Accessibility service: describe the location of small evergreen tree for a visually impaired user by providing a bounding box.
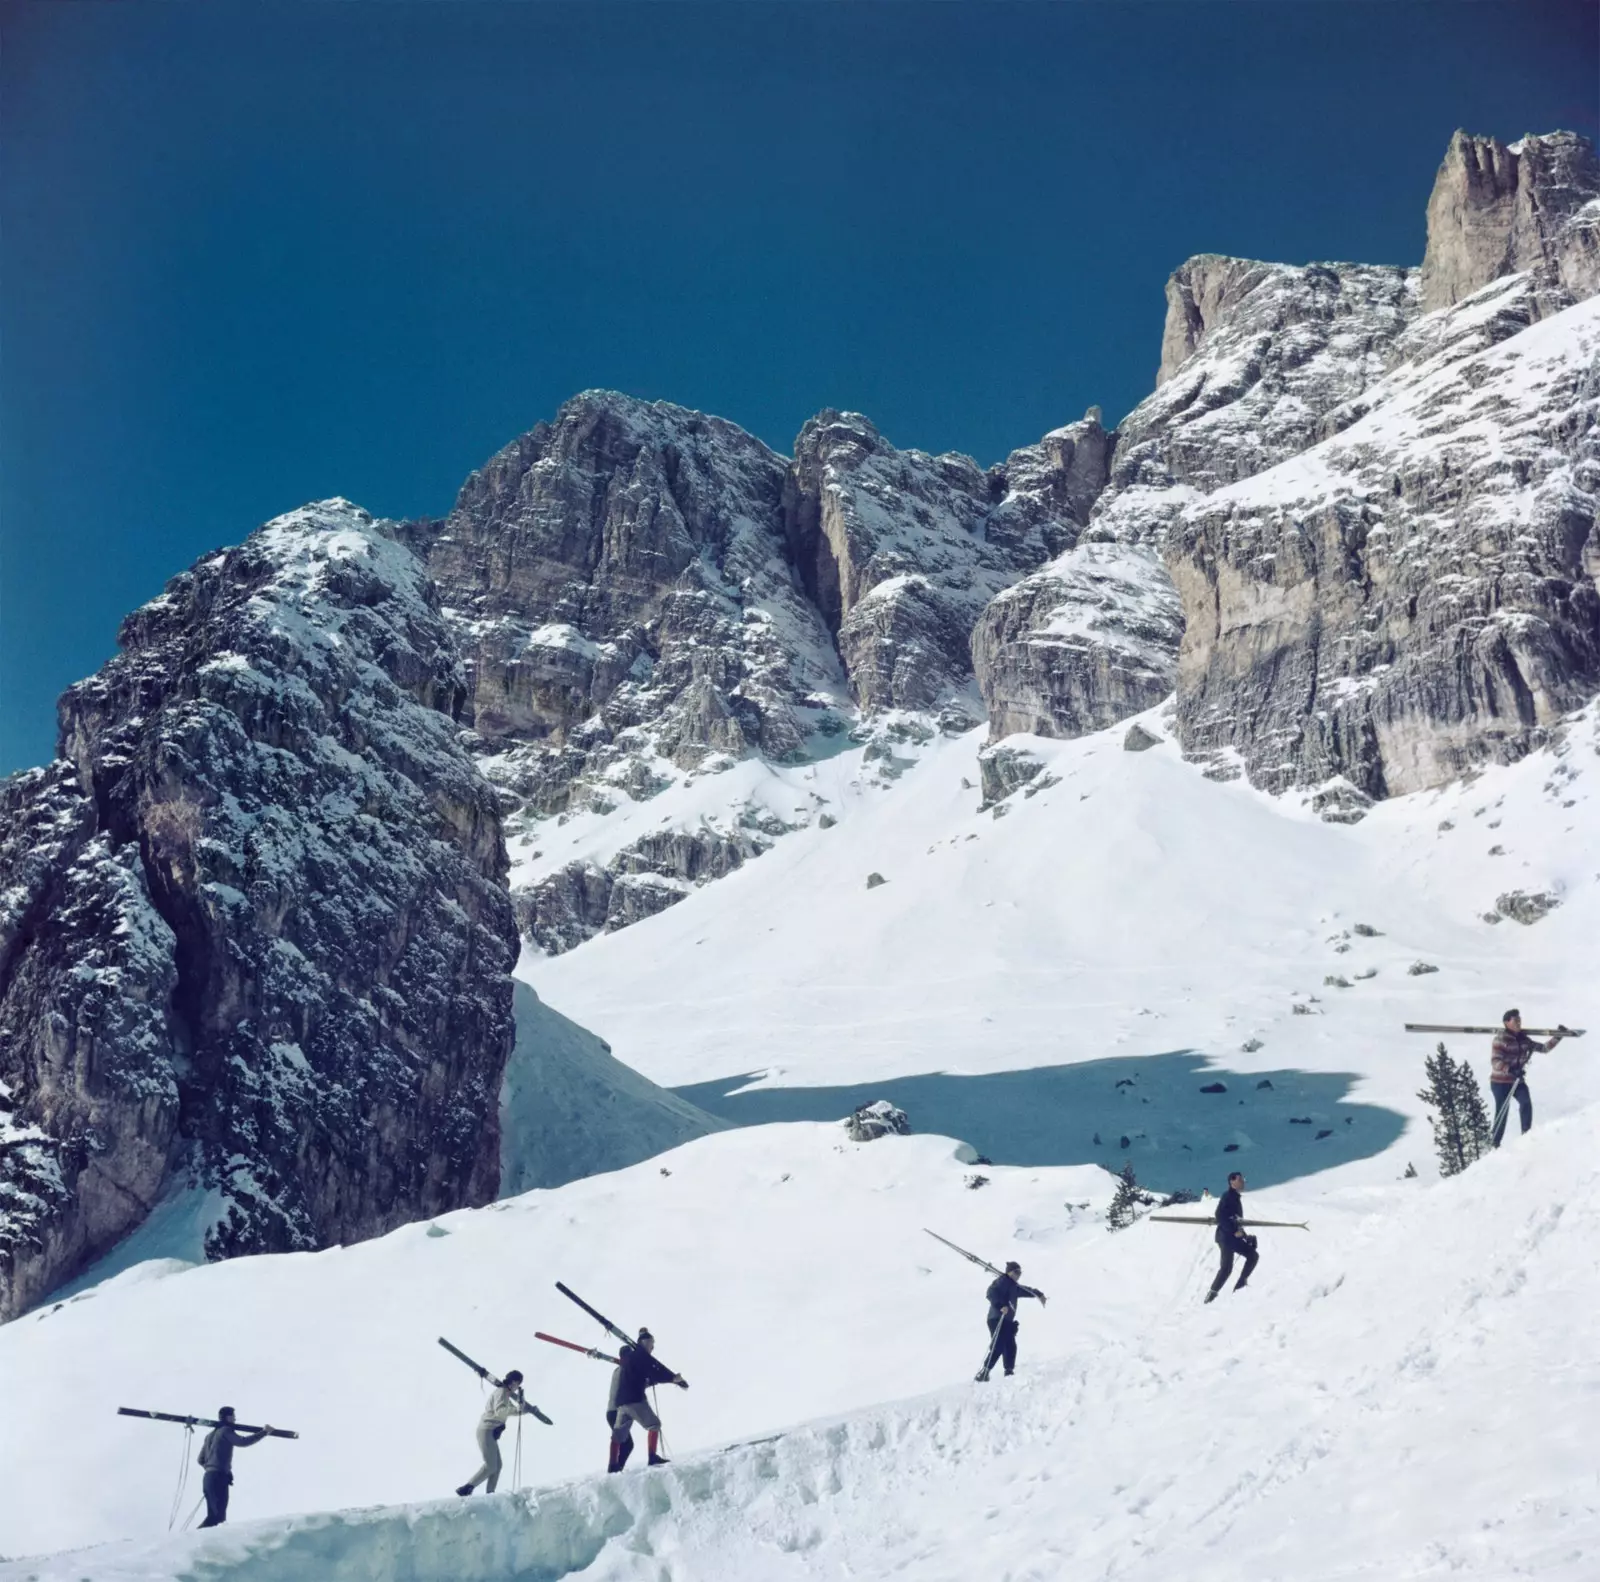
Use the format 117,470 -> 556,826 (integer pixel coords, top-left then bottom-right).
1418,1041 -> 1493,1176
1455,1057 -> 1493,1164
1108,1161 -> 1142,1231
1419,1041 -> 1469,1176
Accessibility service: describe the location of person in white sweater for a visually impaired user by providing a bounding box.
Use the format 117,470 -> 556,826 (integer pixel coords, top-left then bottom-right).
455,1369 -> 538,1495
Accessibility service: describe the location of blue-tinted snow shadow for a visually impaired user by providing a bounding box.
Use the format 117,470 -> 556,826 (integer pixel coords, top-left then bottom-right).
674,1052 -> 1408,1192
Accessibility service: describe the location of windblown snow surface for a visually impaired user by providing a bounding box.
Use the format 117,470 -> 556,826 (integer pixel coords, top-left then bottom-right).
2,702 -> 1597,1579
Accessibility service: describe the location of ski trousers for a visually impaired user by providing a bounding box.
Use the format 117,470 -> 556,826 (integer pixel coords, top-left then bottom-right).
611,1396 -> 661,1443
1491,1080 -> 1532,1147
198,1469 -> 231,1527
1210,1234 -> 1259,1295
463,1422 -> 504,1493
985,1312 -> 1019,1374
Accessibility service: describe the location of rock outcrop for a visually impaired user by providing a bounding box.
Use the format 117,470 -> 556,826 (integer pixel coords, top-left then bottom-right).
785,410 -> 1107,716
0,764 -> 180,1320
415,392 -> 848,819
1420,130 -> 1600,311
2,501 -> 521,1315
971,543 -> 1184,740
974,129 -> 1600,804
1167,287 -> 1600,796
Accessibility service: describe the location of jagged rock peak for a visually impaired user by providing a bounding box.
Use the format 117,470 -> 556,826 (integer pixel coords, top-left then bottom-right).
1420,129 -> 1600,311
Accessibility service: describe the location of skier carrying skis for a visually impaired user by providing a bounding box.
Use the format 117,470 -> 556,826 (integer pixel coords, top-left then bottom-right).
456,1369 -> 538,1496
196,1407 -> 272,1528
1205,1171 -> 1258,1303
608,1328 -> 687,1471
976,1261 -> 1046,1381
1490,1010 -> 1569,1147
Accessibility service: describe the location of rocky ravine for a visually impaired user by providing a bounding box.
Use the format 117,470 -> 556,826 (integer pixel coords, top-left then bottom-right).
975,129 -> 1600,807
0,503 -> 521,1319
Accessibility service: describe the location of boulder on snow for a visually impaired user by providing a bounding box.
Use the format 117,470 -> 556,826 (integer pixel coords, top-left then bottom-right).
1123,723 -> 1162,752
1494,889 -> 1561,925
846,1100 -> 911,1141
865,872 -> 888,890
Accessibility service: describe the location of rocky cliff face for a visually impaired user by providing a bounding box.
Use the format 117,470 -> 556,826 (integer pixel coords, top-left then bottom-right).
414,393 -> 847,824
1420,130 -> 1600,311
974,128 -> 1600,807
0,764 -> 179,1320
1,501 -> 521,1316
1168,285 -> 1600,797
784,410 -> 1104,717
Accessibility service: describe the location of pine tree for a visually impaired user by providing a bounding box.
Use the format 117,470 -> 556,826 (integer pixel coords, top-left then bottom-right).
1455,1056 -> 1493,1165
1418,1041 -> 1470,1176
1108,1161 -> 1142,1231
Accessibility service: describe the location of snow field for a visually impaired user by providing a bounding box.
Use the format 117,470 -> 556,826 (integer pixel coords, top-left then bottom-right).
530,701 -> 1599,1166
5,1103 -> 1597,1580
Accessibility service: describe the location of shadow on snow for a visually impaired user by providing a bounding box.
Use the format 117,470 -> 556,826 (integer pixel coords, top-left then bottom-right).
674,1051 -> 1408,1192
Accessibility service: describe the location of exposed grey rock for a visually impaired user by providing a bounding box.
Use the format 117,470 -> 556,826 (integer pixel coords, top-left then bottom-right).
972,543 -> 1184,741
419,392 -> 848,817
1166,287 -> 1600,796
977,742 -> 1046,807
865,872 -> 888,890
1408,962 -> 1440,976
845,1099 -> 909,1141
516,821 -> 769,955
0,763 -> 180,1321
785,410 -> 1106,712
1123,723 -> 1162,752
1493,889 -> 1561,924
1311,780 -> 1374,825
1352,922 -> 1382,936
46,501 -> 519,1284
1420,131 -> 1600,311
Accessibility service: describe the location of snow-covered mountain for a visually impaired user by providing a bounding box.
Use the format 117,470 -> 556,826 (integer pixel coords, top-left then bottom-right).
1,122 -> 1596,1481
1,692 -> 1595,1576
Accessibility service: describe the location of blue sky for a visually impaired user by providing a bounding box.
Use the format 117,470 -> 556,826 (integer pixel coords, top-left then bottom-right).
2,0 -> 1596,774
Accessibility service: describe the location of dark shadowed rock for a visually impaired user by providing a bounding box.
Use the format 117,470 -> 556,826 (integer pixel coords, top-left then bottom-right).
12,501 -> 521,1304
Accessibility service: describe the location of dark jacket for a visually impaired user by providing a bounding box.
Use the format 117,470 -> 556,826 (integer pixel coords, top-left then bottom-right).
985,1273 -> 1043,1325
615,1343 -> 678,1406
198,1423 -> 266,1474
1215,1188 -> 1248,1245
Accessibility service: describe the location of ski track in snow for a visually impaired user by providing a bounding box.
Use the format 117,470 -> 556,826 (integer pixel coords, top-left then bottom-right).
1,702 -> 1597,1578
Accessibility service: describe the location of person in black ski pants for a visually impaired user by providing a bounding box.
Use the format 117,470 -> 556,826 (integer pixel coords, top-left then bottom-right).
608,1329 -> 687,1471
1206,1171 -> 1258,1303
976,1261 -> 1047,1381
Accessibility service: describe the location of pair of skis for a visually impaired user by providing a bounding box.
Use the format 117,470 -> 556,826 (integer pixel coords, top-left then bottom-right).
923,1230 -> 1036,1382
117,1407 -> 298,1439
437,1337 -> 553,1424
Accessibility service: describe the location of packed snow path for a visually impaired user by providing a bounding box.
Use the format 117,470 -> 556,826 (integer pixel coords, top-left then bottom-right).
5,1105 -> 1598,1580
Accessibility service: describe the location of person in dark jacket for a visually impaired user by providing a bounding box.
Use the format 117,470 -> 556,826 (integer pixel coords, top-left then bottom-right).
197,1407 -> 272,1527
608,1329 -> 687,1471
1490,1009 -> 1569,1147
1205,1171 -> 1258,1303
976,1261 -> 1047,1381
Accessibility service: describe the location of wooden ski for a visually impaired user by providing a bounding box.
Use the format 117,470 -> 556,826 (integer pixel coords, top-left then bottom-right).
535,1330 -> 619,1365
117,1407 -> 298,1439
1147,1216 -> 1309,1229
1404,1024 -> 1583,1037
437,1337 -> 553,1424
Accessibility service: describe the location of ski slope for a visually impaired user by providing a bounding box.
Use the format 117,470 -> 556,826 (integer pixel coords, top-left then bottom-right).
530,701 -> 1598,1184
3,1101 -> 1596,1580
0,702 -> 1595,1577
